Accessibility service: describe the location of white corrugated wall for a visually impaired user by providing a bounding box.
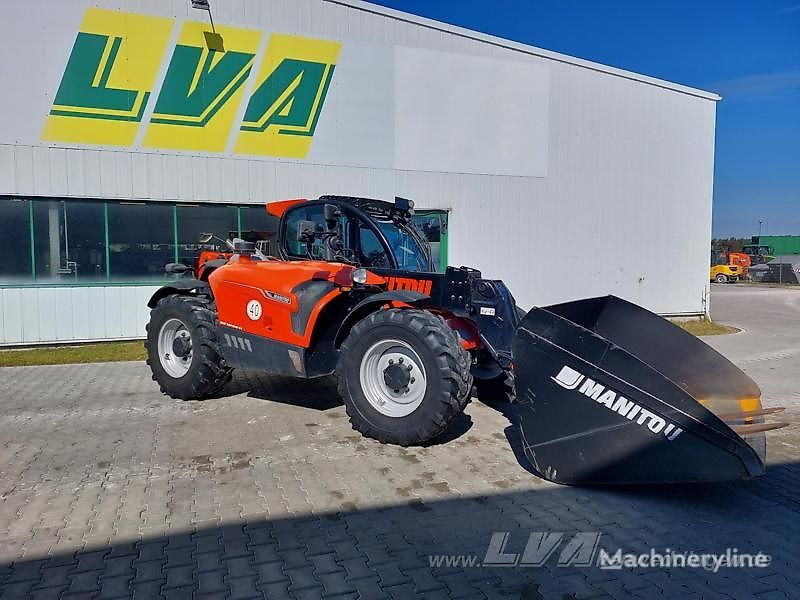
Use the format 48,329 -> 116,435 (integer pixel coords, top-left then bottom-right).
0,0 -> 716,345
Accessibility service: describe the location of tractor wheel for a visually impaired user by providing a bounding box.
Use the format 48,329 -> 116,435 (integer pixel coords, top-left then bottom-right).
474,374 -> 516,404
715,273 -> 728,283
145,295 -> 232,400
337,309 -> 472,446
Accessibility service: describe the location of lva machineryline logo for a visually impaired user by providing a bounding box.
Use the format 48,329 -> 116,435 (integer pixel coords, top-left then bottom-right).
551,366 -> 683,441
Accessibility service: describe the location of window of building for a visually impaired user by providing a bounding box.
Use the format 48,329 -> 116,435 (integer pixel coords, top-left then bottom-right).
238,204 -> 279,255
32,199 -> 106,282
107,201 -> 175,281
239,204 -> 278,234
0,197 -> 439,285
176,204 -> 238,265
0,198 -> 33,284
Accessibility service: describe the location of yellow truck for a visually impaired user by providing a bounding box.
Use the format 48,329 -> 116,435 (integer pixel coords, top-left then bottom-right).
710,263 -> 740,283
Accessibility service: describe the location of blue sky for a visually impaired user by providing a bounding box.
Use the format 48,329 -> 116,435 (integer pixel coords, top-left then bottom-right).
370,1 -> 800,238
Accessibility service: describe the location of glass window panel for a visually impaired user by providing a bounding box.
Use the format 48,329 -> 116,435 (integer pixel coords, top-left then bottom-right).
239,204 -> 279,236
358,225 -> 390,268
284,204 -> 325,259
176,203 -> 238,265
32,199 -> 105,283
107,201 -> 175,281
0,198 -> 32,283
239,204 -> 279,255
413,211 -> 446,272
32,200 -> 58,280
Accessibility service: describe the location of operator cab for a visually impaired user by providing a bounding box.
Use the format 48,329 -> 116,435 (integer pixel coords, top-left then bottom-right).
279,196 -> 433,272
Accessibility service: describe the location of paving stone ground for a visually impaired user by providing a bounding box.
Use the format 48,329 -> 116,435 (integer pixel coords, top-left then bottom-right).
0,285 -> 798,599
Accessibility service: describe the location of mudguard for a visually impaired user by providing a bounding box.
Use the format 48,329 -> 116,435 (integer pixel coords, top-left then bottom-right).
147,280 -> 211,308
334,290 -> 430,348
513,295 -> 787,484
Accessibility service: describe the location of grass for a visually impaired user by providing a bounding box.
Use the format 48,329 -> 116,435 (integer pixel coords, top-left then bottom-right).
676,318 -> 739,337
0,318 -> 737,367
0,341 -> 146,368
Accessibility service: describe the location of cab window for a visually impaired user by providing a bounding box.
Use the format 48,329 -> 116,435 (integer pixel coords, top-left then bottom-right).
358,225 -> 391,268
284,205 -> 327,259
284,204 -> 357,261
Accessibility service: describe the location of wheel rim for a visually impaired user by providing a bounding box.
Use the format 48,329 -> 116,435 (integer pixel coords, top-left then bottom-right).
359,339 -> 427,417
158,318 -> 193,378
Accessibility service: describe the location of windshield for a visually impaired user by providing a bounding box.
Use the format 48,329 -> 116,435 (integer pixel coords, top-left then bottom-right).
375,219 -> 432,272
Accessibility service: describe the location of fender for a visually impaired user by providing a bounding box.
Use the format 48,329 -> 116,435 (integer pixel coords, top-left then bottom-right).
147,279 -> 212,308
198,258 -> 228,281
334,290 -> 431,348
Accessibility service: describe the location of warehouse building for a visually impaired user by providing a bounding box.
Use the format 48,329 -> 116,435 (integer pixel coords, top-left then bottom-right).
0,0 -> 719,345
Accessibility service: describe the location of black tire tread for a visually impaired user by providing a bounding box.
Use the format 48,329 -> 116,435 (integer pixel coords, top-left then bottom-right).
145,294 -> 232,400
336,308 -> 472,445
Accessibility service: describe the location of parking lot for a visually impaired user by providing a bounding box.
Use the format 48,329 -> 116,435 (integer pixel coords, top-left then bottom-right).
0,285 -> 798,599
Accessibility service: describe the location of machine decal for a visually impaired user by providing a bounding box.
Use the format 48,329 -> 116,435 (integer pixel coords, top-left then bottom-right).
44,9 -> 339,158
41,8 -> 174,146
551,365 -> 683,441
246,299 -> 263,321
386,277 -> 433,295
224,333 -> 253,352
263,290 -> 292,304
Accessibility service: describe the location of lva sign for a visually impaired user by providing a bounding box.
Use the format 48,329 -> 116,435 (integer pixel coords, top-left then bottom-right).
42,8 -> 340,158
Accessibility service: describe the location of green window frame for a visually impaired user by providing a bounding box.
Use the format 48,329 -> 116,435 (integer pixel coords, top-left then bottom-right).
0,196 -> 272,288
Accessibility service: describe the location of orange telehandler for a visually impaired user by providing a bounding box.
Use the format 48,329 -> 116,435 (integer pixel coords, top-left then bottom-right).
145,196 -> 787,484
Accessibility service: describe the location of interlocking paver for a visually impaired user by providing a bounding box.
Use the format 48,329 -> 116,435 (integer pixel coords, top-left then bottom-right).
226,576 -> 260,599
253,560 -> 287,585
195,551 -> 225,574
133,559 -> 165,583
97,574 -> 133,599
30,586 -> 68,600
0,287 -> 798,599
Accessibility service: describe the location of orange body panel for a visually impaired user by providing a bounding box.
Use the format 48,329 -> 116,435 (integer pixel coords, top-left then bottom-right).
208,258 -> 357,348
727,252 -> 751,273
266,198 -> 307,218
196,249 -> 230,279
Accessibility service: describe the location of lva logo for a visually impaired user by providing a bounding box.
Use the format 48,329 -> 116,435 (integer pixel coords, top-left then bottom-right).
42,8 -> 340,158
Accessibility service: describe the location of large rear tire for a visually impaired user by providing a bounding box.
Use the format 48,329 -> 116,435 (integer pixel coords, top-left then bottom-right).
145,295 -> 232,400
336,309 -> 472,445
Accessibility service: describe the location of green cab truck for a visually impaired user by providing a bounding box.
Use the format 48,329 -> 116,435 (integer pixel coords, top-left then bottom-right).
743,235 -> 800,264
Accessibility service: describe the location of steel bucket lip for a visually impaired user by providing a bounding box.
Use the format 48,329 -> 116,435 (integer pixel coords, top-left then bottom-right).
514,301 -> 769,484
517,420 -> 766,485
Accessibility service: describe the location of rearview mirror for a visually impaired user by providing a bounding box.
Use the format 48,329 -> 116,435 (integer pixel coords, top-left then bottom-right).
198,232 -> 213,243
297,220 -> 316,243
165,262 -> 191,274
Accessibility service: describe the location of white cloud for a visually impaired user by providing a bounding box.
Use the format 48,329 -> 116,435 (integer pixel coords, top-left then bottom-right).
706,70 -> 800,98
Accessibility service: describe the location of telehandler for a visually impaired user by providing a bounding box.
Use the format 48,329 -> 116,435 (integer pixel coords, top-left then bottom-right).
146,196 -> 787,484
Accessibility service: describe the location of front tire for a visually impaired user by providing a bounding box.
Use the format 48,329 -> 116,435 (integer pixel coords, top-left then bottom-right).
336,309 -> 472,445
145,295 -> 232,400
715,273 -> 728,283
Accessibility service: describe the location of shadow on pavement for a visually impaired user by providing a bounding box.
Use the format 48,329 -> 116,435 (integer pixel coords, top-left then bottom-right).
215,370 -> 476,446
2,460 -> 799,599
